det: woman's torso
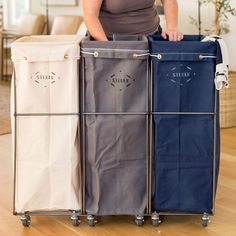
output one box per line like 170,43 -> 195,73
99,0 -> 160,35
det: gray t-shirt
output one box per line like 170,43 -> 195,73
99,0 -> 160,35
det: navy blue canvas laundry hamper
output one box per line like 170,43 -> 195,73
81,35 -> 150,226
149,35 -> 229,226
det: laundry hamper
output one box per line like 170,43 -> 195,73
149,35 -> 229,227
81,35 -> 149,226
220,72 -> 236,128
11,35 -> 83,227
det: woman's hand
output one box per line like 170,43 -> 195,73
83,0 -> 108,41
162,0 -> 183,41
161,29 -> 183,41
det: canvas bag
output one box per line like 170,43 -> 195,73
81,35 -> 149,215
11,35 -> 83,213
149,35 -> 228,213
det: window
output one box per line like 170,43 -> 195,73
3,0 -> 29,29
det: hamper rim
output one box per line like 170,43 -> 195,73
81,48 -> 149,52
82,34 -> 148,43
12,35 -> 83,45
148,34 -> 213,42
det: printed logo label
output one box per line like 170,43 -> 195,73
106,70 -> 135,91
31,71 -> 60,88
166,64 -> 196,86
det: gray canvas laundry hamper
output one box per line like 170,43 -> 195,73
11,35 -> 84,227
81,35 -> 150,226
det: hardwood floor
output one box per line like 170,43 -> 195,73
0,129 -> 235,236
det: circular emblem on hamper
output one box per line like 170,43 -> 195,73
106,70 -> 135,92
166,64 -> 196,86
31,71 -> 60,88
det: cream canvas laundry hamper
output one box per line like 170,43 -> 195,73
11,35 -> 83,227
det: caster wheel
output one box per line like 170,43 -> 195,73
135,215 -> 144,227
20,215 -> 31,227
87,215 -> 97,227
71,216 -> 80,227
151,213 -> 161,227
152,219 -> 161,227
201,213 -> 210,227
201,219 -> 209,227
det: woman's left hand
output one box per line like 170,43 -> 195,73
161,29 -> 183,41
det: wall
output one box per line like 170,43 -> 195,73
29,0 -> 83,32
177,0 -> 236,71
220,0 -> 236,71
178,0 -> 215,34
30,0 -> 236,70
30,0 -> 83,17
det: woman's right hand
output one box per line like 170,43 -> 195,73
83,0 -> 108,41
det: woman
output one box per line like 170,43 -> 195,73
83,0 -> 183,41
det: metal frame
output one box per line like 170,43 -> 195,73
212,88 -> 218,215
148,58 -> 153,215
12,39 -> 219,226
81,57 -> 86,215
81,50 -> 150,218
149,55 -> 218,221
12,62 -> 82,221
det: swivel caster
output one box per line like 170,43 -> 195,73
20,214 -> 31,227
201,213 -> 210,227
71,213 -> 80,227
135,215 -> 144,226
87,215 -> 97,227
151,212 -> 161,227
